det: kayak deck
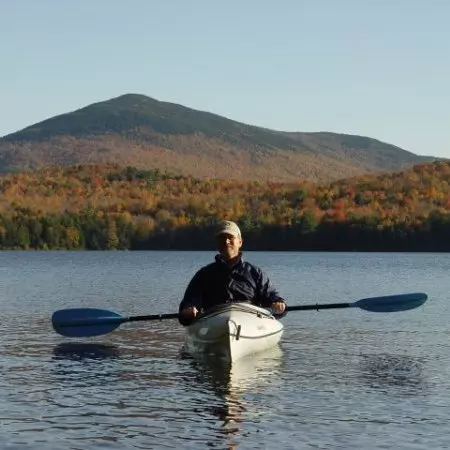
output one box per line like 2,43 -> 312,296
185,302 -> 284,362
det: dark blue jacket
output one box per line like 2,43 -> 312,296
179,254 -> 285,325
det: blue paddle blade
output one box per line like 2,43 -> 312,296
52,308 -> 124,337
353,293 -> 428,312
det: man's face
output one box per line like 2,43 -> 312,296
217,233 -> 242,260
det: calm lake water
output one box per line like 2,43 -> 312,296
1,251 -> 449,449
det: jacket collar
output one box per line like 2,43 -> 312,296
215,252 -> 243,268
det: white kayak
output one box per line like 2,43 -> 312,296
185,302 -> 284,362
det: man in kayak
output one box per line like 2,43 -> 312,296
178,220 -> 287,325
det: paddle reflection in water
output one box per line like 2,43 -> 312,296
358,353 -> 429,395
51,327 -> 184,384
53,343 -> 121,361
182,346 -> 284,448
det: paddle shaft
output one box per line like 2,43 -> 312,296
121,303 -> 350,324
287,303 -> 351,312
125,312 -> 179,322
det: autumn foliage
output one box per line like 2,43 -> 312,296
1,161 -> 450,251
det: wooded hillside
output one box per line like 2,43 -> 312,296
0,94 -> 435,182
1,161 -> 449,251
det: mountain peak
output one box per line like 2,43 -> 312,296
0,94 -> 436,181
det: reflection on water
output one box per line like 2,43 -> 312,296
359,353 -> 428,395
53,343 -> 121,360
182,346 -> 284,448
184,345 -> 283,389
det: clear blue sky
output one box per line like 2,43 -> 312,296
1,0 -> 449,157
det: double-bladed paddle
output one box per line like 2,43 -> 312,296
51,292 -> 428,338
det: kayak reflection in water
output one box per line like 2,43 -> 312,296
183,346 -> 284,448
178,220 -> 287,325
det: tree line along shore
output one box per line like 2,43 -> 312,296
1,162 -> 449,251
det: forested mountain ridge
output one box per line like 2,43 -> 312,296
0,94 -> 436,182
0,161 -> 449,251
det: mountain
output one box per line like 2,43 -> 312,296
0,94 -> 436,182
